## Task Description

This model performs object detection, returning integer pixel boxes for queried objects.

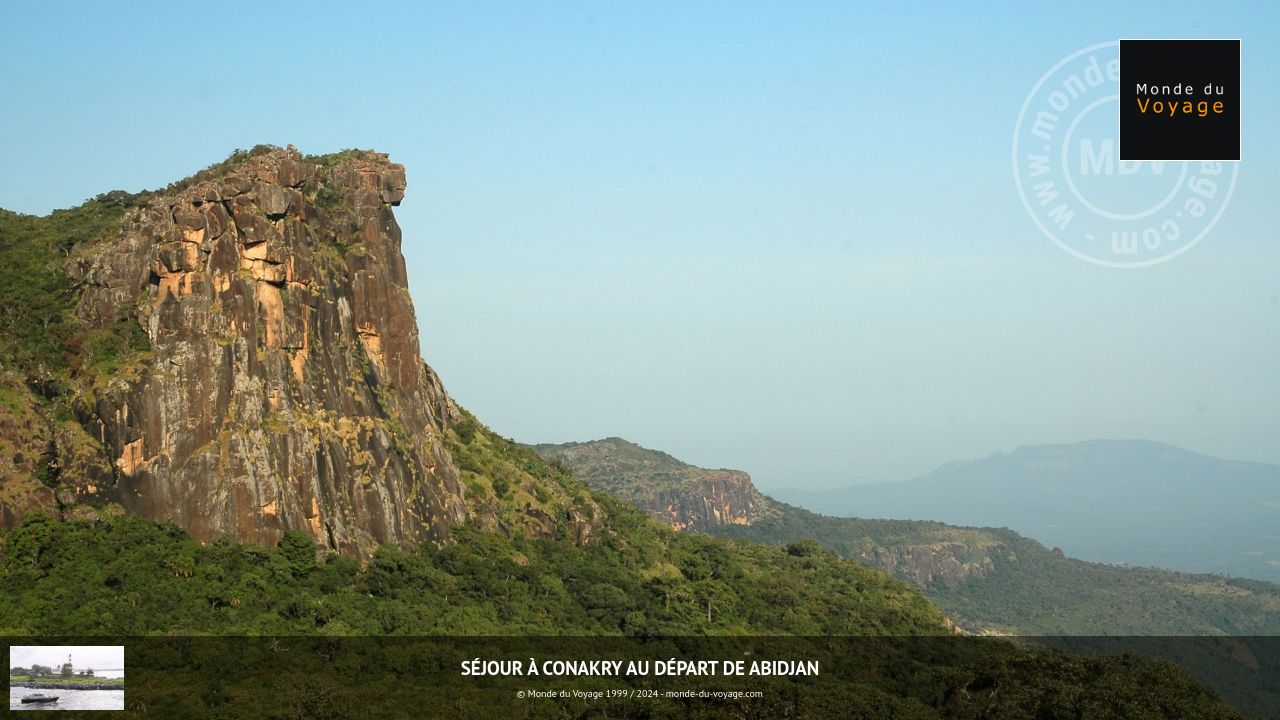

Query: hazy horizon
[559,435,1279,491]
[2,2,1276,492]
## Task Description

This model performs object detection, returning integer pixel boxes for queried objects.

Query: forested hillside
[538,438,1280,635]
[714,504,1280,635]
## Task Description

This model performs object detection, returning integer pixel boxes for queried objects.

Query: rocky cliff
[533,438,771,530]
[855,541,996,589]
[534,439,1007,591]
[0,146,580,558]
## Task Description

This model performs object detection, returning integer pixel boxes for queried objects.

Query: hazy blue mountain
[776,440,1280,583]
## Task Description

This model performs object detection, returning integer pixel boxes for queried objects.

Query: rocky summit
[1,147,473,558]
[534,438,771,531]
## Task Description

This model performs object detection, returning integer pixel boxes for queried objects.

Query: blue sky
[2,2,1277,489]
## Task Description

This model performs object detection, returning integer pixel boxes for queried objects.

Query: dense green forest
[0,499,945,636]
[0,511,1259,719]
[0,512,1258,719]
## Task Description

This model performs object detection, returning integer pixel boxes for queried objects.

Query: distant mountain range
[776,440,1280,583]
[536,437,1280,636]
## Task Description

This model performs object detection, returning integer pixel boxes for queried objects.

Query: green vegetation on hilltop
[0,194,153,514]
[446,407,601,536]
[303,147,382,168]
[926,529,1280,635]
[161,144,279,194]
[711,504,1280,635]
[0,195,142,383]
[533,437,768,498]
[0,504,947,637]
[0,515,1256,719]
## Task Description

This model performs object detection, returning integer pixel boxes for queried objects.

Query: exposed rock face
[533,438,771,530]
[857,543,996,589]
[534,438,998,591]
[642,469,763,531]
[60,147,465,557]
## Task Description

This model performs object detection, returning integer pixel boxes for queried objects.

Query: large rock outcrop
[856,542,996,589]
[533,438,771,530]
[57,147,466,557]
[644,468,763,531]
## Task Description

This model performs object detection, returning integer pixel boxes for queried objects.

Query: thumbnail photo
[9,646,124,711]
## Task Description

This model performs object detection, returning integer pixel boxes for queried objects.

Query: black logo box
[1119,39,1240,161]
